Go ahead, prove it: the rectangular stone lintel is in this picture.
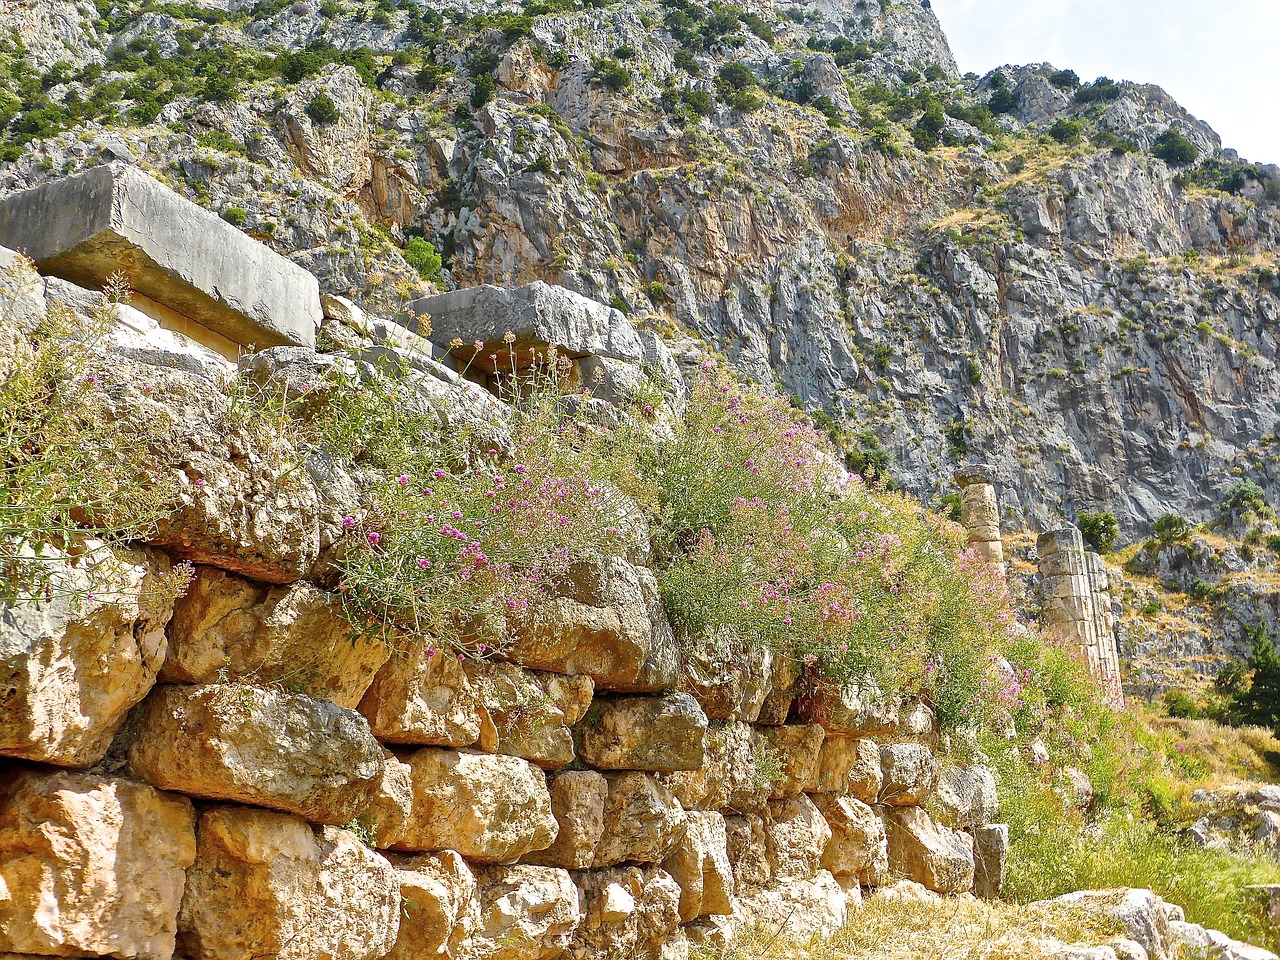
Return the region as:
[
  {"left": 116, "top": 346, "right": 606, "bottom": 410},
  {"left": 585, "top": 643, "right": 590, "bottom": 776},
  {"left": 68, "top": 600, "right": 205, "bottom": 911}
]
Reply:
[{"left": 0, "top": 163, "right": 321, "bottom": 350}]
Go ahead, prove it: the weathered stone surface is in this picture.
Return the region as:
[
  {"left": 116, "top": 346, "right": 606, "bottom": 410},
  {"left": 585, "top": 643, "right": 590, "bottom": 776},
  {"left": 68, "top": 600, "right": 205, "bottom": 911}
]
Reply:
[
  {"left": 735, "top": 870, "right": 848, "bottom": 939},
  {"left": 724, "top": 813, "right": 771, "bottom": 890},
  {"left": 661, "top": 810, "right": 734, "bottom": 922},
  {"left": 0, "top": 769, "right": 196, "bottom": 960},
  {"left": 362, "top": 747, "right": 413, "bottom": 849},
  {"left": 973, "top": 823, "right": 1009, "bottom": 900},
  {"left": 660, "top": 720, "right": 768, "bottom": 815},
  {"left": 571, "top": 866, "right": 683, "bottom": 960},
  {"left": 797, "top": 678, "right": 899, "bottom": 737},
  {"left": 884, "top": 806, "right": 975, "bottom": 894},
  {"left": 389, "top": 748, "right": 556, "bottom": 862},
  {"left": 164, "top": 565, "right": 388, "bottom": 708},
  {"left": 755, "top": 653, "right": 799, "bottom": 726},
  {"left": 595, "top": 772, "right": 687, "bottom": 867},
  {"left": 508, "top": 554, "right": 678, "bottom": 692},
  {"left": 359, "top": 645, "right": 482, "bottom": 747},
  {"left": 678, "top": 629, "right": 773, "bottom": 722},
  {"left": 765, "top": 793, "right": 832, "bottom": 881},
  {"left": 814, "top": 736, "right": 882, "bottom": 801},
  {"left": 523, "top": 770, "right": 607, "bottom": 870},
  {"left": 878, "top": 742, "right": 940, "bottom": 806},
  {"left": 127, "top": 683, "right": 383, "bottom": 824},
  {"left": 472, "top": 864, "right": 580, "bottom": 960},
  {"left": 936, "top": 764, "right": 998, "bottom": 830},
  {"left": 473, "top": 661, "right": 593, "bottom": 769},
  {"left": 755, "top": 723, "right": 825, "bottom": 798},
  {"left": 1, "top": 543, "right": 176, "bottom": 767},
  {"left": 178, "top": 806, "right": 400, "bottom": 960},
  {"left": 1037, "top": 889, "right": 1177, "bottom": 960},
  {"left": 578, "top": 693, "right": 707, "bottom": 773},
  {"left": 384, "top": 851, "right": 478, "bottom": 960},
  {"left": 813, "top": 793, "right": 887, "bottom": 884},
  {"left": 0, "top": 163, "right": 321, "bottom": 349}
]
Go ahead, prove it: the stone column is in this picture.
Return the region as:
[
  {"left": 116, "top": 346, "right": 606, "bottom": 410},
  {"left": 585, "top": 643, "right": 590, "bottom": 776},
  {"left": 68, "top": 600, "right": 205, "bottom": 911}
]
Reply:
[
  {"left": 953, "top": 464, "right": 1005, "bottom": 569},
  {"left": 1036, "top": 526, "right": 1124, "bottom": 704}
]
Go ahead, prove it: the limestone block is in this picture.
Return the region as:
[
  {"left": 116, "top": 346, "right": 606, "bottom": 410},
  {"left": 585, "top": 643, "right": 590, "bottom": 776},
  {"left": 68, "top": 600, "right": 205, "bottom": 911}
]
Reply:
[
  {"left": 389, "top": 748, "right": 556, "bottom": 862},
  {"left": 578, "top": 693, "right": 708, "bottom": 772},
  {"left": 358, "top": 644, "right": 482, "bottom": 748},
  {"left": 128, "top": 684, "right": 383, "bottom": 825},
  {"left": 734, "top": 870, "right": 848, "bottom": 939},
  {"left": 0, "top": 770, "right": 196, "bottom": 960},
  {"left": 936, "top": 764, "right": 998, "bottom": 830},
  {"left": 571, "top": 866, "right": 683, "bottom": 960},
  {"left": 724, "top": 814, "right": 771, "bottom": 889},
  {"left": 508, "top": 554, "right": 678, "bottom": 692},
  {"left": 813, "top": 793, "right": 887, "bottom": 884},
  {"left": 384, "top": 851, "right": 478, "bottom": 960},
  {"left": 973, "top": 823, "right": 1009, "bottom": 900},
  {"left": 163, "top": 565, "right": 388, "bottom": 708},
  {"left": 756, "top": 653, "right": 799, "bottom": 725},
  {"left": 677, "top": 628, "right": 773, "bottom": 722},
  {"left": 661, "top": 810, "right": 734, "bottom": 921},
  {"left": 878, "top": 742, "right": 940, "bottom": 806},
  {"left": 660, "top": 720, "right": 768, "bottom": 815},
  {"left": 1, "top": 543, "right": 176, "bottom": 767},
  {"left": 473, "top": 661, "right": 593, "bottom": 769},
  {"left": 361, "top": 748, "right": 413, "bottom": 849},
  {"left": 1037, "top": 889, "right": 1176, "bottom": 960},
  {"left": 814, "top": 736, "right": 882, "bottom": 801},
  {"left": 884, "top": 806, "right": 975, "bottom": 894},
  {"left": 797, "top": 678, "right": 899, "bottom": 738},
  {"left": 765, "top": 794, "right": 832, "bottom": 881},
  {"left": 472, "top": 864, "right": 580, "bottom": 960},
  {"left": 178, "top": 806, "right": 400, "bottom": 960},
  {"left": 523, "top": 770, "right": 608, "bottom": 870},
  {"left": 0, "top": 163, "right": 320, "bottom": 349},
  {"left": 595, "top": 772, "right": 687, "bottom": 867},
  {"left": 754, "top": 723, "right": 825, "bottom": 798}
]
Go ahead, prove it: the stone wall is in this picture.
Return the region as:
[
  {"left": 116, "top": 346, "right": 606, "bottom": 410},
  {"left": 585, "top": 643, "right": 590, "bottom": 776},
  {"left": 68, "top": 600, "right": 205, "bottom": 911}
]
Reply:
[{"left": 0, "top": 236, "right": 1007, "bottom": 960}]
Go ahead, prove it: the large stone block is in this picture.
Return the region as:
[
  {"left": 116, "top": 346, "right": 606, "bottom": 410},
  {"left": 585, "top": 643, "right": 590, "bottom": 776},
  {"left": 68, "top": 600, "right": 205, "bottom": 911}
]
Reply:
[
  {"left": 473, "top": 661, "right": 593, "bottom": 769},
  {"left": 472, "top": 864, "right": 580, "bottom": 960},
  {"left": 765, "top": 794, "right": 832, "bottom": 881},
  {"left": 0, "top": 163, "right": 321, "bottom": 350},
  {"left": 1, "top": 543, "right": 176, "bottom": 767},
  {"left": 127, "top": 684, "right": 384, "bottom": 825},
  {"left": 595, "top": 772, "right": 687, "bottom": 867},
  {"left": 358, "top": 644, "right": 483, "bottom": 748},
  {"left": 734, "top": 870, "right": 848, "bottom": 939},
  {"left": 813, "top": 793, "right": 887, "bottom": 884},
  {"left": 754, "top": 723, "right": 825, "bottom": 798},
  {"left": 0, "top": 770, "right": 196, "bottom": 960},
  {"left": 660, "top": 719, "right": 769, "bottom": 815},
  {"left": 678, "top": 629, "right": 773, "bottom": 722},
  {"left": 724, "top": 813, "right": 771, "bottom": 890},
  {"left": 661, "top": 810, "right": 734, "bottom": 922},
  {"left": 878, "top": 742, "right": 940, "bottom": 806},
  {"left": 571, "top": 866, "right": 683, "bottom": 960},
  {"left": 797, "top": 678, "right": 899, "bottom": 738},
  {"left": 813, "top": 736, "right": 882, "bottom": 801},
  {"left": 389, "top": 748, "right": 556, "bottom": 862},
  {"left": 884, "top": 806, "right": 974, "bottom": 894},
  {"left": 384, "top": 852, "right": 477, "bottom": 960},
  {"left": 178, "top": 806, "right": 400, "bottom": 960},
  {"left": 577, "top": 693, "right": 708, "bottom": 773},
  {"left": 973, "top": 823, "right": 1009, "bottom": 900},
  {"left": 936, "top": 764, "right": 998, "bottom": 830},
  {"left": 523, "top": 770, "right": 607, "bottom": 870},
  {"left": 164, "top": 566, "right": 388, "bottom": 709}
]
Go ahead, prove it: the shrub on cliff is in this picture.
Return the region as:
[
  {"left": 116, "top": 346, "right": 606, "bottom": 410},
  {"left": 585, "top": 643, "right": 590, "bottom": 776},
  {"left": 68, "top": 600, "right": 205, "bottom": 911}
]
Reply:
[
  {"left": 1078, "top": 511, "right": 1118, "bottom": 553},
  {"left": 1152, "top": 129, "right": 1198, "bottom": 167}
]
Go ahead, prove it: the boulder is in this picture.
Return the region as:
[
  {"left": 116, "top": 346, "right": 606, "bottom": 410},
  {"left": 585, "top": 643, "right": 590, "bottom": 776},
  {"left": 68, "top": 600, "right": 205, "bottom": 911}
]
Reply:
[
  {"left": 523, "top": 770, "right": 608, "bottom": 870},
  {"left": 660, "top": 720, "right": 768, "bottom": 815},
  {"left": 1037, "top": 889, "right": 1177, "bottom": 960},
  {"left": 765, "top": 794, "right": 832, "bottom": 881},
  {"left": 797, "top": 678, "right": 899, "bottom": 737},
  {"left": 935, "top": 764, "right": 998, "bottom": 829},
  {"left": 878, "top": 742, "right": 940, "bottom": 806},
  {"left": 384, "top": 851, "right": 478, "bottom": 960},
  {"left": 973, "top": 823, "right": 1009, "bottom": 900},
  {"left": 473, "top": 661, "right": 593, "bottom": 769},
  {"left": 577, "top": 693, "right": 708, "bottom": 772},
  {"left": 571, "top": 866, "right": 683, "bottom": 960},
  {"left": 595, "top": 772, "right": 687, "bottom": 867},
  {"left": 358, "top": 644, "right": 483, "bottom": 747},
  {"left": 1169, "top": 920, "right": 1279, "bottom": 960},
  {"left": 724, "top": 813, "right": 771, "bottom": 889},
  {"left": 163, "top": 565, "right": 388, "bottom": 708},
  {"left": 884, "top": 806, "right": 975, "bottom": 894},
  {"left": 734, "top": 870, "right": 848, "bottom": 938},
  {"left": 754, "top": 723, "right": 825, "bottom": 798},
  {"left": 0, "top": 770, "right": 196, "bottom": 960},
  {"left": 0, "top": 163, "right": 321, "bottom": 349},
  {"left": 678, "top": 629, "right": 773, "bottom": 722},
  {"left": 1, "top": 543, "right": 177, "bottom": 767},
  {"left": 813, "top": 793, "right": 887, "bottom": 884},
  {"left": 472, "top": 864, "right": 580, "bottom": 960},
  {"left": 661, "top": 810, "right": 734, "bottom": 921},
  {"left": 178, "top": 806, "right": 400, "bottom": 960},
  {"left": 128, "top": 684, "right": 383, "bottom": 825},
  {"left": 389, "top": 748, "right": 557, "bottom": 862},
  {"left": 814, "top": 736, "right": 882, "bottom": 801},
  {"left": 361, "top": 748, "right": 414, "bottom": 849},
  {"left": 507, "top": 554, "right": 678, "bottom": 692}
]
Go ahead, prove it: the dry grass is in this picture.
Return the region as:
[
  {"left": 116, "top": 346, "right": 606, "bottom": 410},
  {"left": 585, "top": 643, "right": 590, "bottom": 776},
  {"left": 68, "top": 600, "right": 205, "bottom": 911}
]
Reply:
[
  {"left": 695, "top": 894, "right": 1121, "bottom": 960},
  {"left": 1153, "top": 716, "right": 1280, "bottom": 786}
]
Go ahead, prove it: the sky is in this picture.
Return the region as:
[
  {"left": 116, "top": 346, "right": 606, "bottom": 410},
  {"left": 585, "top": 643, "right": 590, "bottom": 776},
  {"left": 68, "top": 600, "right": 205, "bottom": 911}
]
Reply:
[{"left": 930, "top": 0, "right": 1280, "bottom": 165}]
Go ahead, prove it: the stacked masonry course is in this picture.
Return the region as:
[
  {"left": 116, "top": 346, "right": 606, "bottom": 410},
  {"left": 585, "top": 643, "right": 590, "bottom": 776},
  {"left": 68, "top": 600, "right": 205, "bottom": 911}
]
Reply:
[{"left": 0, "top": 166, "right": 1009, "bottom": 960}]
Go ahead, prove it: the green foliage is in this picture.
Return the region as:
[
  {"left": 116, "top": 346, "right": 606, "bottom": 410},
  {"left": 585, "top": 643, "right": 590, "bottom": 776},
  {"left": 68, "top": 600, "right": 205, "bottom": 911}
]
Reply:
[
  {"left": 1048, "top": 68, "right": 1080, "bottom": 90},
  {"left": 1228, "top": 634, "right": 1280, "bottom": 738},
  {"left": 1078, "top": 512, "right": 1118, "bottom": 554},
  {"left": 403, "top": 237, "right": 443, "bottom": 283},
  {"left": 305, "top": 92, "right": 340, "bottom": 125},
  {"left": 1152, "top": 129, "right": 1198, "bottom": 167},
  {"left": 987, "top": 85, "right": 1016, "bottom": 114},
  {"left": 591, "top": 57, "right": 632, "bottom": 91},
  {"left": 1223, "top": 479, "right": 1272, "bottom": 519},
  {"left": 715, "top": 61, "right": 761, "bottom": 110},
  {"left": 1152, "top": 513, "right": 1192, "bottom": 546},
  {"left": 221, "top": 206, "right": 248, "bottom": 227},
  {"left": 1048, "top": 118, "right": 1082, "bottom": 144},
  {"left": 912, "top": 104, "right": 945, "bottom": 150},
  {"left": 470, "top": 72, "right": 495, "bottom": 107},
  {"left": 1074, "top": 76, "right": 1122, "bottom": 103}
]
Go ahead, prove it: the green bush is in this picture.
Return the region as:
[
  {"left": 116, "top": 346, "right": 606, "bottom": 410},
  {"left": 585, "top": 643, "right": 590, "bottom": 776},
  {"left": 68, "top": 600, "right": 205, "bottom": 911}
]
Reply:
[
  {"left": 222, "top": 206, "right": 248, "bottom": 227},
  {"left": 1078, "top": 512, "right": 1118, "bottom": 554},
  {"left": 1048, "top": 69, "right": 1080, "bottom": 90},
  {"left": 715, "top": 62, "right": 761, "bottom": 110},
  {"left": 1152, "top": 129, "right": 1198, "bottom": 167},
  {"left": 591, "top": 57, "right": 631, "bottom": 91},
  {"left": 305, "top": 92, "right": 340, "bottom": 125},
  {"left": 403, "top": 237, "right": 443, "bottom": 282},
  {"left": 913, "top": 104, "right": 945, "bottom": 150},
  {"left": 1048, "top": 118, "right": 1082, "bottom": 144},
  {"left": 988, "top": 85, "right": 1016, "bottom": 114},
  {"left": 1074, "top": 76, "right": 1122, "bottom": 103},
  {"left": 1152, "top": 513, "right": 1192, "bottom": 545},
  {"left": 470, "top": 73, "right": 495, "bottom": 107}
]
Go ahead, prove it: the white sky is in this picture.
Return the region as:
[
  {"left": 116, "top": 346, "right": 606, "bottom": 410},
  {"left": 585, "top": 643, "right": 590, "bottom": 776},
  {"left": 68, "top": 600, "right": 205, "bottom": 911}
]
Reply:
[{"left": 930, "top": 0, "right": 1280, "bottom": 165}]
